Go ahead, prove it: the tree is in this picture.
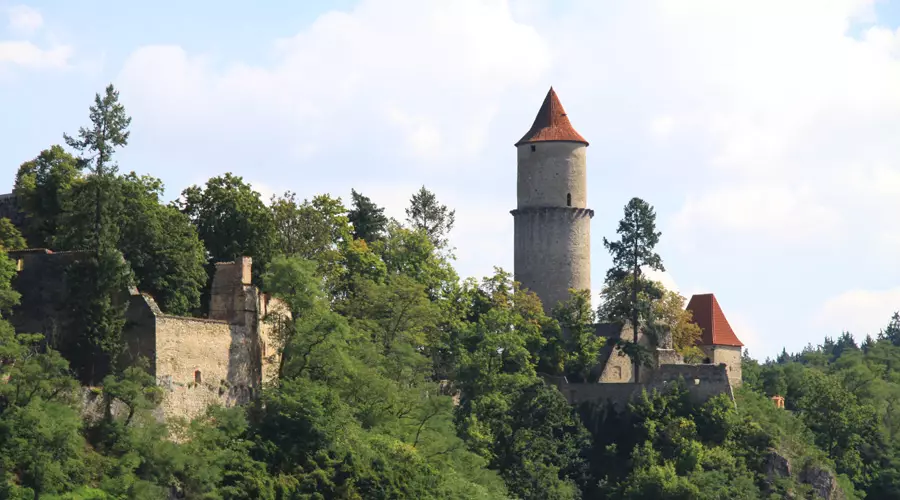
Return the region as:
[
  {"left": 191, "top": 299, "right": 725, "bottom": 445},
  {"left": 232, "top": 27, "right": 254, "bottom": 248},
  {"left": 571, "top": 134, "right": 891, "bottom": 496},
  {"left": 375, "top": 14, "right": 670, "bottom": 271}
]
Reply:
[
  {"left": 348, "top": 189, "right": 388, "bottom": 243},
  {"left": 649, "top": 288, "right": 703, "bottom": 362},
  {"left": 178, "top": 173, "right": 277, "bottom": 283},
  {"left": 270, "top": 192, "right": 352, "bottom": 295},
  {"left": 0, "top": 219, "right": 25, "bottom": 251},
  {"left": 601, "top": 197, "right": 664, "bottom": 381},
  {"left": 63, "top": 249, "right": 133, "bottom": 384},
  {"left": 115, "top": 174, "right": 208, "bottom": 315},
  {"left": 12, "top": 145, "right": 81, "bottom": 248},
  {"left": 553, "top": 289, "right": 605, "bottom": 383},
  {"left": 406, "top": 186, "right": 456, "bottom": 250},
  {"left": 63, "top": 84, "right": 132, "bottom": 253}
]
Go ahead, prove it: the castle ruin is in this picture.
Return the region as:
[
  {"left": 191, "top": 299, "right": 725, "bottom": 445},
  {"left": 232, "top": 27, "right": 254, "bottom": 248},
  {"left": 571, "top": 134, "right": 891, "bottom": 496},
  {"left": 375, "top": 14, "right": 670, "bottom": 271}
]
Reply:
[{"left": 7, "top": 248, "right": 285, "bottom": 422}]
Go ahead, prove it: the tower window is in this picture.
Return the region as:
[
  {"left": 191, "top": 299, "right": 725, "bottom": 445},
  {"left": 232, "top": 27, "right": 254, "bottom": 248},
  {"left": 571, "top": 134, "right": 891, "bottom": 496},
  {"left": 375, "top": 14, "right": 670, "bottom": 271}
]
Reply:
[
  {"left": 530, "top": 144, "right": 536, "bottom": 152},
  {"left": 566, "top": 193, "right": 572, "bottom": 206},
  {"left": 194, "top": 370, "right": 202, "bottom": 384}
]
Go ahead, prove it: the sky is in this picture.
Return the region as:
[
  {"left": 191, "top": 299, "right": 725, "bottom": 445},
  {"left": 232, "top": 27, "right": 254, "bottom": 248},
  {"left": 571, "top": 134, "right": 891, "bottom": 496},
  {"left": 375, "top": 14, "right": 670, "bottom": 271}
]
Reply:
[{"left": 2, "top": 0, "right": 900, "bottom": 361}]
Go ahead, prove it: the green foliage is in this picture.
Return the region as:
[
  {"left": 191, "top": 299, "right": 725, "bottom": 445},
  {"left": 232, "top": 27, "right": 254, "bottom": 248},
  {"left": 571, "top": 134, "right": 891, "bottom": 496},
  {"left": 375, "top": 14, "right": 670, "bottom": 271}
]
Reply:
[
  {"left": 63, "top": 83, "right": 132, "bottom": 253},
  {"left": 13, "top": 145, "right": 82, "bottom": 248},
  {"left": 0, "top": 219, "right": 26, "bottom": 251},
  {"left": 178, "top": 173, "right": 277, "bottom": 282},
  {"left": 348, "top": 188, "right": 388, "bottom": 243},
  {"left": 112, "top": 174, "right": 208, "bottom": 315},
  {"left": 405, "top": 185, "right": 456, "bottom": 251},
  {"left": 553, "top": 289, "right": 605, "bottom": 382},
  {"left": 63, "top": 248, "right": 133, "bottom": 383},
  {"left": 4, "top": 109, "right": 893, "bottom": 498}
]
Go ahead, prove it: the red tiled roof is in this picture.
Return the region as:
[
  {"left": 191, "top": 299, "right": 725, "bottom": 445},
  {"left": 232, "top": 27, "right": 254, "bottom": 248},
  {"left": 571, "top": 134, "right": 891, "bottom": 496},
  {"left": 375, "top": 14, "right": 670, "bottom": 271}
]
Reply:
[
  {"left": 515, "top": 87, "right": 589, "bottom": 147},
  {"left": 685, "top": 293, "right": 744, "bottom": 347}
]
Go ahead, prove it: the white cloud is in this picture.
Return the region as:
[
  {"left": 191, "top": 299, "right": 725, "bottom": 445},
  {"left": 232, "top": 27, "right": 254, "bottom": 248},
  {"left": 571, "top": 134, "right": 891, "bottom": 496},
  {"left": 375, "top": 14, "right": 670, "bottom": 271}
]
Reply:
[
  {"left": 648, "top": 115, "right": 674, "bottom": 140},
  {"left": 643, "top": 267, "right": 680, "bottom": 294},
  {"left": 6, "top": 5, "right": 42, "bottom": 35},
  {"left": 0, "top": 40, "right": 71, "bottom": 69},
  {"left": 815, "top": 288, "right": 900, "bottom": 340}
]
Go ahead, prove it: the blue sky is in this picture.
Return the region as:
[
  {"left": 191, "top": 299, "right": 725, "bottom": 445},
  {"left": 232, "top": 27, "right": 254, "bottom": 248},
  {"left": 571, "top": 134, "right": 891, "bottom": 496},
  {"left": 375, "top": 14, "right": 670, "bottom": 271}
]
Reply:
[{"left": 3, "top": 0, "right": 900, "bottom": 361}]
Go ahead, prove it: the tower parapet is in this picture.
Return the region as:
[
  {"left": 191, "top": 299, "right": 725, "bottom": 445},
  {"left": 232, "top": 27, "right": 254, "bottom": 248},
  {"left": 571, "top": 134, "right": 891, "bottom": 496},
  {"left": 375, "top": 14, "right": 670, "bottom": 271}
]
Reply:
[{"left": 512, "top": 88, "right": 592, "bottom": 312}]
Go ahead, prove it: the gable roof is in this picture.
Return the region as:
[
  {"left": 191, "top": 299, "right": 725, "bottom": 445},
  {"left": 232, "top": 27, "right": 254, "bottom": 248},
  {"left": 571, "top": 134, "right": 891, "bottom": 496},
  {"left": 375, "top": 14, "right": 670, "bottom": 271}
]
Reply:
[
  {"left": 685, "top": 293, "right": 744, "bottom": 347},
  {"left": 515, "top": 87, "right": 589, "bottom": 147}
]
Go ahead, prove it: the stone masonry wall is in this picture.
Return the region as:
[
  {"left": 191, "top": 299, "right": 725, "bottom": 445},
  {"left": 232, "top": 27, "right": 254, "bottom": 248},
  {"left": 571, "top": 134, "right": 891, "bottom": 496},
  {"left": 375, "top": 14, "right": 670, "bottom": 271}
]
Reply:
[
  {"left": 552, "top": 363, "right": 733, "bottom": 411},
  {"left": 512, "top": 207, "right": 592, "bottom": 312},
  {"left": 703, "top": 345, "right": 743, "bottom": 388},
  {"left": 258, "top": 293, "right": 288, "bottom": 383},
  {"left": 154, "top": 315, "right": 257, "bottom": 422}
]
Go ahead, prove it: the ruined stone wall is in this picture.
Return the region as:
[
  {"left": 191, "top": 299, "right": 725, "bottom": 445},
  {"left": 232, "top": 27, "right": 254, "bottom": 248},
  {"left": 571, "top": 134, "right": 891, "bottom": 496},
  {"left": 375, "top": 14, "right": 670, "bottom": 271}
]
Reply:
[
  {"left": 553, "top": 363, "right": 734, "bottom": 410},
  {"left": 258, "top": 293, "right": 288, "bottom": 383},
  {"left": 702, "top": 345, "right": 743, "bottom": 388},
  {"left": 592, "top": 323, "right": 656, "bottom": 383},
  {"left": 8, "top": 249, "right": 92, "bottom": 353},
  {"left": 209, "top": 257, "right": 252, "bottom": 324},
  {"left": 122, "top": 294, "right": 159, "bottom": 375},
  {"left": 153, "top": 315, "right": 258, "bottom": 422},
  {"left": 0, "top": 193, "right": 24, "bottom": 227}
]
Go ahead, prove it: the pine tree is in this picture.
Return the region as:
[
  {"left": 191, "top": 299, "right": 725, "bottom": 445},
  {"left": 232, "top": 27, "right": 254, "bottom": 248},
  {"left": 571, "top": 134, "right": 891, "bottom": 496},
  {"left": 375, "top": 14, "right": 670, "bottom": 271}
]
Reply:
[
  {"left": 348, "top": 189, "right": 388, "bottom": 243},
  {"left": 63, "top": 83, "right": 132, "bottom": 253},
  {"left": 405, "top": 186, "right": 455, "bottom": 250},
  {"left": 601, "top": 197, "right": 664, "bottom": 381}
]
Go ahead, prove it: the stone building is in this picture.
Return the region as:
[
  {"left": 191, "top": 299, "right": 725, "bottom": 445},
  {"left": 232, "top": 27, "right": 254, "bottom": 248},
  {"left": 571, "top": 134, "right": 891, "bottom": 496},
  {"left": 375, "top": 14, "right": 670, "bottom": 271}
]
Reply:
[
  {"left": 514, "top": 88, "right": 744, "bottom": 406},
  {"left": 7, "top": 249, "right": 285, "bottom": 422}
]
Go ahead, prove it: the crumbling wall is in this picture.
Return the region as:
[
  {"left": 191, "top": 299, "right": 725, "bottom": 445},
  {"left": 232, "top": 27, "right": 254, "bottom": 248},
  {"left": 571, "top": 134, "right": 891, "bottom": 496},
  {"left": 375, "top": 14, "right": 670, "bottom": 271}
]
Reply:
[
  {"left": 7, "top": 249, "right": 96, "bottom": 363},
  {"left": 154, "top": 315, "right": 257, "bottom": 422},
  {"left": 209, "top": 257, "right": 252, "bottom": 324},
  {"left": 258, "top": 293, "right": 288, "bottom": 383}
]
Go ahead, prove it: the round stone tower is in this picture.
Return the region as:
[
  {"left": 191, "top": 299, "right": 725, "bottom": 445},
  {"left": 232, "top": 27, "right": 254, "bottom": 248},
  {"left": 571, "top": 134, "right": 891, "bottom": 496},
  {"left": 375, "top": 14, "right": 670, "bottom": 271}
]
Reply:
[{"left": 511, "top": 87, "right": 592, "bottom": 312}]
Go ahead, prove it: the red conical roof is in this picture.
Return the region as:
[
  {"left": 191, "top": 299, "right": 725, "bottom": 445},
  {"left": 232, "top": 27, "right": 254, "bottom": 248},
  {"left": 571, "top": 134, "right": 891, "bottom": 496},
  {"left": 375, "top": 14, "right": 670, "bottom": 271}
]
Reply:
[
  {"left": 685, "top": 293, "right": 744, "bottom": 347},
  {"left": 515, "top": 87, "right": 589, "bottom": 147}
]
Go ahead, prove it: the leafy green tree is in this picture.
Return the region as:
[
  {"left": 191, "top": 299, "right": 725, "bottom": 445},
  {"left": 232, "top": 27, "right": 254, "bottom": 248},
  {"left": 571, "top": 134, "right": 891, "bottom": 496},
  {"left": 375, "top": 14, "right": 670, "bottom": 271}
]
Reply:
[
  {"left": 406, "top": 186, "right": 456, "bottom": 250},
  {"left": 12, "top": 145, "right": 81, "bottom": 248},
  {"left": 63, "top": 84, "right": 132, "bottom": 253},
  {"left": 348, "top": 188, "right": 388, "bottom": 243},
  {"left": 0, "top": 219, "right": 25, "bottom": 251},
  {"left": 115, "top": 174, "right": 207, "bottom": 315},
  {"left": 553, "top": 289, "right": 604, "bottom": 382},
  {"left": 601, "top": 197, "right": 665, "bottom": 381},
  {"left": 178, "top": 173, "right": 277, "bottom": 282},
  {"left": 374, "top": 220, "right": 458, "bottom": 299}
]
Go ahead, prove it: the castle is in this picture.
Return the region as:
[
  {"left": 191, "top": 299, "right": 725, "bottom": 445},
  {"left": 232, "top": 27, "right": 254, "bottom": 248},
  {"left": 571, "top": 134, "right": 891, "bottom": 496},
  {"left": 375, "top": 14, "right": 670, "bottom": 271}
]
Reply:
[
  {"left": 0, "top": 88, "right": 743, "bottom": 419},
  {"left": 6, "top": 248, "right": 284, "bottom": 422},
  {"left": 512, "top": 88, "right": 744, "bottom": 406}
]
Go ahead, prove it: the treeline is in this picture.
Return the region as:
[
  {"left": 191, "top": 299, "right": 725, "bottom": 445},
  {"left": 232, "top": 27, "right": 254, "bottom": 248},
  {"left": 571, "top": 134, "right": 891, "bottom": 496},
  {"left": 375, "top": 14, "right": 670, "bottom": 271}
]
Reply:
[{"left": 0, "top": 84, "right": 891, "bottom": 499}]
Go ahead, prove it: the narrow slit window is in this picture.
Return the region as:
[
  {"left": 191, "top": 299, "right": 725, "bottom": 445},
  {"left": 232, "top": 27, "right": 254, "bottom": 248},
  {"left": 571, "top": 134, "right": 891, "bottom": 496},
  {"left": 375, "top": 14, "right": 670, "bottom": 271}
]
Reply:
[
  {"left": 530, "top": 144, "right": 536, "bottom": 152},
  {"left": 194, "top": 370, "right": 202, "bottom": 384},
  {"left": 566, "top": 193, "right": 572, "bottom": 206}
]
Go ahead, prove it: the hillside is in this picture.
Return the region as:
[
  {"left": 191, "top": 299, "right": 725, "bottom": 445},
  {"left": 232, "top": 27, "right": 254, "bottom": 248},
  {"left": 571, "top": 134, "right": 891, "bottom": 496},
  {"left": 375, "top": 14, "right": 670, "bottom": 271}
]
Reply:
[{"left": 0, "top": 85, "right": 896, "bottom": 499}]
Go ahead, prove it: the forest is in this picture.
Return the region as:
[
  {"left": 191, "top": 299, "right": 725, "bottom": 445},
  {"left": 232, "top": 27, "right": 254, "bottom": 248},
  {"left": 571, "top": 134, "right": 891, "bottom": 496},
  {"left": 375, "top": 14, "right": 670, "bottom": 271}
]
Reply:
[{"left": 1, "top": 84, "right": 899, "bottom": 499}]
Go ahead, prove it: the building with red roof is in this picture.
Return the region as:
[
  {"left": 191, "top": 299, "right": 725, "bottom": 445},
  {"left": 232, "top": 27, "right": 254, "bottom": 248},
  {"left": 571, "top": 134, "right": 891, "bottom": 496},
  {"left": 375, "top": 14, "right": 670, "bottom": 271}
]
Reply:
[{"left": 685, "top": 293, "right": 744, "bottom": 387}]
